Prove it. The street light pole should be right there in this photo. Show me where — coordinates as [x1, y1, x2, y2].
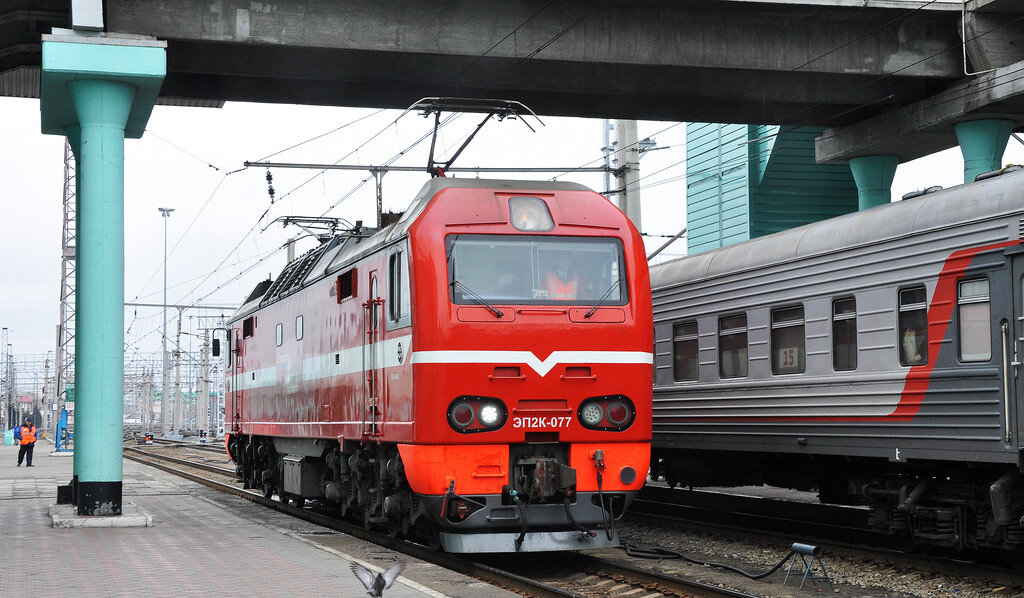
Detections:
[157, 207, 174, 435]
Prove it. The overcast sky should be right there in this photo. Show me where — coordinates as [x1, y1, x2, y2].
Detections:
[1, 96, 1022, 363]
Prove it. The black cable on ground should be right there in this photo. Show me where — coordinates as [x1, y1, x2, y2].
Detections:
[621, 542, 794, 581]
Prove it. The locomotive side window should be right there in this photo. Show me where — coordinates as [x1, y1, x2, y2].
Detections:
[719, 314, 748, 378]
[447, 235, 626, 306]
[673, 321, 699, 382]
[771, 305, 805, 374]
[899, 286, 928, 366]
[275, 323, 283, 347]
[958, 278, 991, 361]
[295, 315, 303, 341]
[337, 269, 356, 302]
[243, 316, 255, 338]
[388, 250, 411, 325]
[832, 297, 857, 371]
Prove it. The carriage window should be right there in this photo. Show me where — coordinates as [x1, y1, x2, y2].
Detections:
[275, 323, 283, 347]
[771, 305, 805, 374]
[958, 279, 990, 362]
[899, 286, 928, 366]
[719, 314, 748, 378]
[388, 251, 411, 323]
[447, 235, 626, 306]
[673, 321, 699, 382]
[295, 315, 303, 341]
[832, 297, 857, 371]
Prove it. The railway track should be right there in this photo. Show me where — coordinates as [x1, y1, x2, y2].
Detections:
[631, 484, 1024, 589]
[149, 437, 225, 453]
[124, 447, 758, 598]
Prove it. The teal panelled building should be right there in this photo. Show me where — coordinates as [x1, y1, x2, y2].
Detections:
[685, 123, 860, 255]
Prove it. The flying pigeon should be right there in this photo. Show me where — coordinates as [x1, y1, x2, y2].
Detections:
[350, 562, 405, 597]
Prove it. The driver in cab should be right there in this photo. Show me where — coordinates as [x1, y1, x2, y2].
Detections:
[545, 254, 578, 300]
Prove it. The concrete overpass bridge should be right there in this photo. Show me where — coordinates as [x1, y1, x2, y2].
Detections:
[4, 0, 1024, 162]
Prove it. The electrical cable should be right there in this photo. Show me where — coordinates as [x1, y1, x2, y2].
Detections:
[254, 108, 387, 162]
[621, 542, 796, 580]
[443, 0, 557, 92]
[146, 130, 223, 171]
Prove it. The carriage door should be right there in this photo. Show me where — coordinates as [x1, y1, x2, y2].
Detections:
[231, 328, 243, 432]
[1010, 248, 1024, 447]
[363, 272, 384, 436]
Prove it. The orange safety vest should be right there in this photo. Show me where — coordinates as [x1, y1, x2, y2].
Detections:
[20, 425, 36, 445]
[545, 272, 578, 300]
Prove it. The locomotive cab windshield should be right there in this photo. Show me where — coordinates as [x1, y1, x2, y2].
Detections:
[446, 234, 627, 305]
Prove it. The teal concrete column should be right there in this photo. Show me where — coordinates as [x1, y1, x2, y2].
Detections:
[954, 119, 1013, 183]
[71, 79, 135, 515]
[41, 34, 166, 516]
[849, 155, 898, 210]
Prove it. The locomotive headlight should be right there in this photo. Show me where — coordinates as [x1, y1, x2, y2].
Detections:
[448, 396, 506, 433]
[580, 402, 604, 426]
[478, 403, 501, 427]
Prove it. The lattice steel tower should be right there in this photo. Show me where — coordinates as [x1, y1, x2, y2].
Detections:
[55, 139, 77, 420]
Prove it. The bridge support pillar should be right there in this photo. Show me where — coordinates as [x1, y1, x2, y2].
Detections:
[40, 33, 165, 516]
[849, 155, 898, 210]
[954, 119, 1013, 183]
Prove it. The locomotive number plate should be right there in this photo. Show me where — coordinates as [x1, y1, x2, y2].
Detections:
[512, 416, 572, 429]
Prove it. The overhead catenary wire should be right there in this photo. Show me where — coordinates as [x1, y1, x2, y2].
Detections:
[253, 108, 388, 163]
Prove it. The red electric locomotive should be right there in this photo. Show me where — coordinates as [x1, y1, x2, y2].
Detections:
[223, 178, 652, 552]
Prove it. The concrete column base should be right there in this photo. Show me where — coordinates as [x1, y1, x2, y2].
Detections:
[955, 119, 1013, 182]
[50, 503, 153, 528]
[849, 155, 898, 209]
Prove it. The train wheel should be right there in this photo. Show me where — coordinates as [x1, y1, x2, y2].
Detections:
[263, 485, 274, 499]
[294, 497, 305, 509]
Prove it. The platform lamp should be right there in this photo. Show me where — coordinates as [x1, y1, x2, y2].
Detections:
[158, 207, 174, 436]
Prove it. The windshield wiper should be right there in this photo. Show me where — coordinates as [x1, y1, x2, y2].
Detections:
[451, 280, 504, 318]
[584, 278, 621, 319]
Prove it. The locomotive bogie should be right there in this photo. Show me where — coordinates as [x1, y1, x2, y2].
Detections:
[651, 169, 1024, 557]
[224, 179, 653, 551]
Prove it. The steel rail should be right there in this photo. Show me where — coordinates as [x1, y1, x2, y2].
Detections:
[150, 437, 225, 453]
[570, 553, 762, 598]
[123, 451, 586, 598]
[125, 446, 234, 477]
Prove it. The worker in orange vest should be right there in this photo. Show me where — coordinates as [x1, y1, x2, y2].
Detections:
[545, 254, 578, 300]
[16, 416, 36, 467]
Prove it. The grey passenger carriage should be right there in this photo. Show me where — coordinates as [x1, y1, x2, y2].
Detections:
[651, 167, 1024, 559]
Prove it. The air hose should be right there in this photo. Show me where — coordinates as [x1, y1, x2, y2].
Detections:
[596, 467, 616, 541]
[592, 450, 616, 541]
[622, 542, 795, 580]
[510, 489, 528, 551]
[563, 491, 597, 538]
